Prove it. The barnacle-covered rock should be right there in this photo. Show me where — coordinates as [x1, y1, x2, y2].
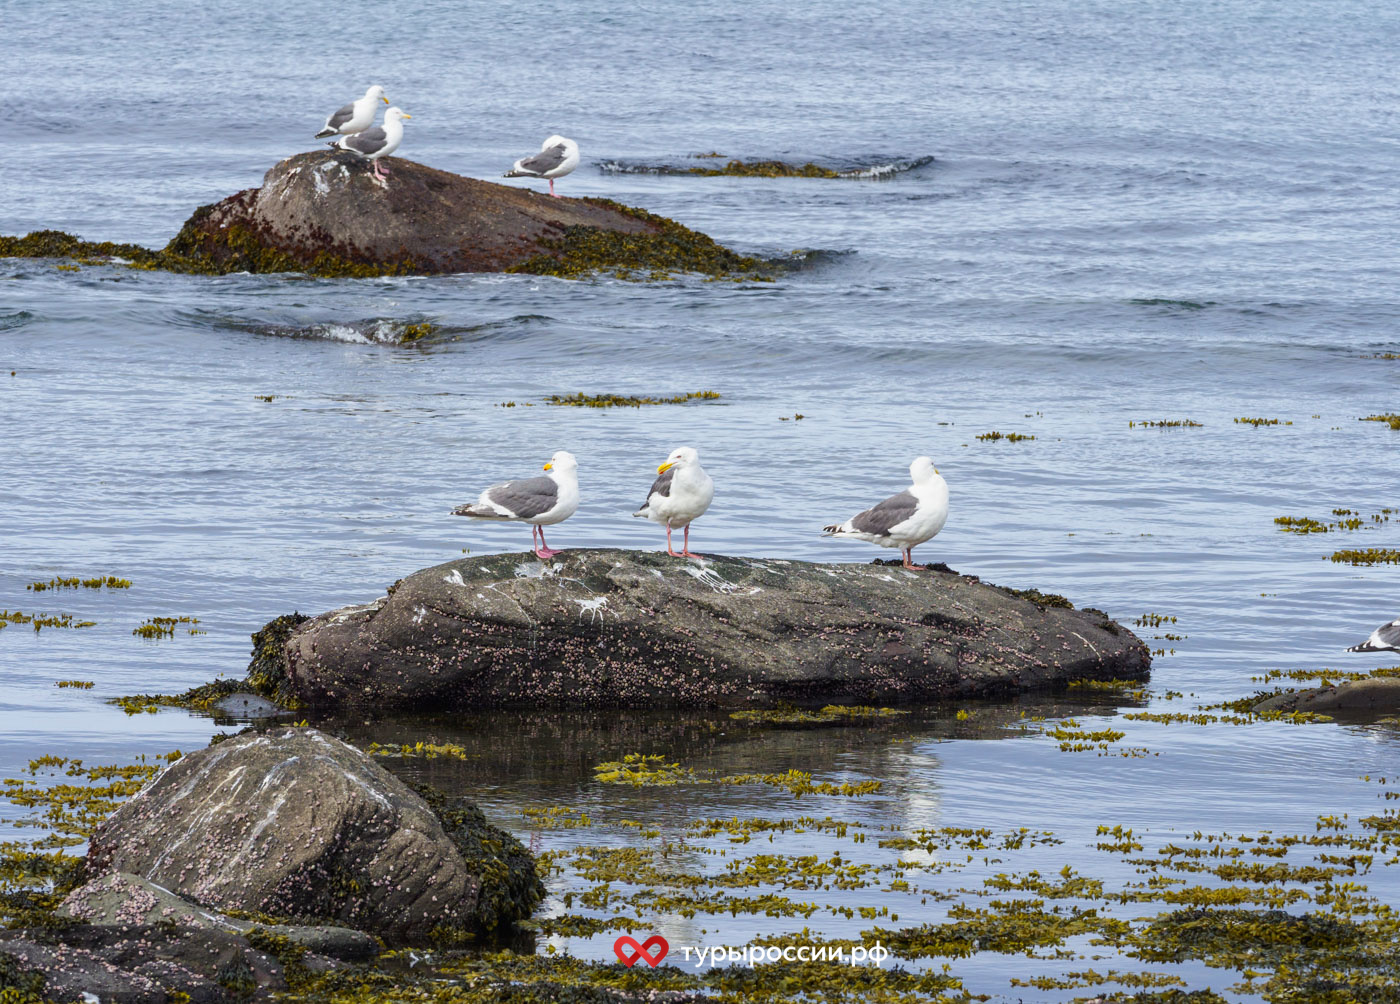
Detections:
[84, 727, 540, 944]
[272, 549, 1149, 710]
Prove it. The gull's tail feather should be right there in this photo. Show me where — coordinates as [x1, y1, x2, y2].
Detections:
[452, 503, 507, 519]
[314, 127, 336, 139]
[1347, 641, 1379, 652]
[821, 523, 845, 536]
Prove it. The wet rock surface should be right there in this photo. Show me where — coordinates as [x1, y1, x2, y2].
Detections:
[275, 549, 1150, 710]
[84, 727, 540, 945]
[58, 872, 379, 961]
[1254, 677, 1400, 717]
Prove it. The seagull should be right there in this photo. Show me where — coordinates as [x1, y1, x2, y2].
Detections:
[822, 457, 949, 570]
[504, 135, 580, 197]
[452, 451, 579, 561]
[332, 107, 411, 181]
[633, 447, 715, 558]
[1348, 617, 1400, 653]
[314, 85, 389, 139]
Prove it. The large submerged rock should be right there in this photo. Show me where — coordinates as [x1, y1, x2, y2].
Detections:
[84, 727, 541, 944]
[271, 550, 1150, 710]
[161, 149, 763, 277]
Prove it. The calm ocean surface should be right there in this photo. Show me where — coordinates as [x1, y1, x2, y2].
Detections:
[3, 2, 1398, 999]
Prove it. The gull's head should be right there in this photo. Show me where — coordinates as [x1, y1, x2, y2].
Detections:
[657, 446, 698, 475]
[366, 85, 388, 104]
[543, 450, 577, 473]
[910, 456, 940, 481]
[543, 134, 574, 151]
[385, 106, 411, 123]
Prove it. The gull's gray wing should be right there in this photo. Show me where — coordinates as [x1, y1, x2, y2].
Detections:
[646, 467, 675, 500]
[484, 476, 558, 519]
[517, 143, 569, 175]
[343, 125, 387, 155]
[325, 101, 356, 131]
[1379, 620, 1400, 648]
[849, 490, 918, 536]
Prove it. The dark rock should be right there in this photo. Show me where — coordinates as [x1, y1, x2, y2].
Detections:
[84, 727, 539, 944]
[1254, 677, 1400, 717]
[58, 872, 378, 961]
[161, 150, 761, 278]
[273, 549, 1149, 710]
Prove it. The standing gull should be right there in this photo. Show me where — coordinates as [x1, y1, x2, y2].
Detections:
[633, 446, 714, 558]
[504, 135, 580, 196]
[333, 107, 411, 181]
[821, 457, 949, 570]
[452, 451, 579, 560]
[1348, 617, 1400, 653]
[314, 85, 389, 139]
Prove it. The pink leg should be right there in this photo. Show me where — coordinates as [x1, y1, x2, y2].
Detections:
[535, 526, 559, 560]
[681, 524, 700, 559]
[549, 178, 557, 197]
[902, 548, 928, 571]
[666, 525, 681, 557]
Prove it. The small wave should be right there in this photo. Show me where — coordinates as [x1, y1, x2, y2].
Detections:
[776, 248, 857, 271]
[245, 318, 442, 345]
[597, 154, 935, 180]
[0, 310, 35, 330]
[1130, 298, 1216, 311]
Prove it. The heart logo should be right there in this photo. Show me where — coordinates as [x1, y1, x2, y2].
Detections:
[614, 934, 669, 967]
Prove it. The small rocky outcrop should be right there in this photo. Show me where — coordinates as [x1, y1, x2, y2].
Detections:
[1254, 677, 1400, 717]
[270, 549, 1149, 710]
[163, 150, 764, 278]
[84, 727, 541, 945]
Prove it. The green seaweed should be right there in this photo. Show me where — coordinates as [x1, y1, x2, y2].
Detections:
[545, 391, 720, 408]
[1361, 413, 1400, 430]
[508, 199, 773, 281]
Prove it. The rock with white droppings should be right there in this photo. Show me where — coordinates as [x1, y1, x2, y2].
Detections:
[271, 548, 1149, 710]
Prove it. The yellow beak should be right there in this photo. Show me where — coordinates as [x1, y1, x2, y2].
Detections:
[657, 461, 675, 474]
[401, 113, 412, 119]
[543, 463, 553, 471]
[381, 96, 390, 104]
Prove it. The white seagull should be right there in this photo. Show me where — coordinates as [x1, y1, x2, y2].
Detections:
[633, 447, 715, 558]
[452, 451, 579, 561]
[505, 135, 580, 197]
[822, 457, 949, 570]
[314, 85, 389, 139]
[1348, 617, 1400, 653]
[333, 107, 411, 181]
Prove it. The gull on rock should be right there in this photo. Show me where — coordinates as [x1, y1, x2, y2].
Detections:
[505, 135, 580, 197]
[1348, 617, 1400, 653]
[314, 85, 389, 139]
[332, 107, 411, 181]
[452, 450, 579, 561]
[822, 456, 949, 570]
[632, 446, 714, 558]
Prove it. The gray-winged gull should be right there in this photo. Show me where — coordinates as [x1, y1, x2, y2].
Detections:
[822, 456, 949, 570]
[632, 446, 714, 558]
[505, 135, 580, 197]
[314, 85, 389, 139]
[1348, 617, 1400, 653]
[452, 450, 579, 560]
[332, 107, 411, 181]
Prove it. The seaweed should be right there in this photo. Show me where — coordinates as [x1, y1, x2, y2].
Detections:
[545, 391, 720, 408]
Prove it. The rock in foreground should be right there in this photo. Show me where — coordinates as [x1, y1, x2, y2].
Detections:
[273, 550, 1149, 710]
[163, 150, 764, 278]
[85, 727, 541, 944]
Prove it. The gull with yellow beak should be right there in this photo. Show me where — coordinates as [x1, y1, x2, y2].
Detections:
[822, 456, 948, 570]
[452, 451, 579, 561]
[314, 85, 390, 139]
[633, 447, 714, 558]
[333, 107, 412, 182]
